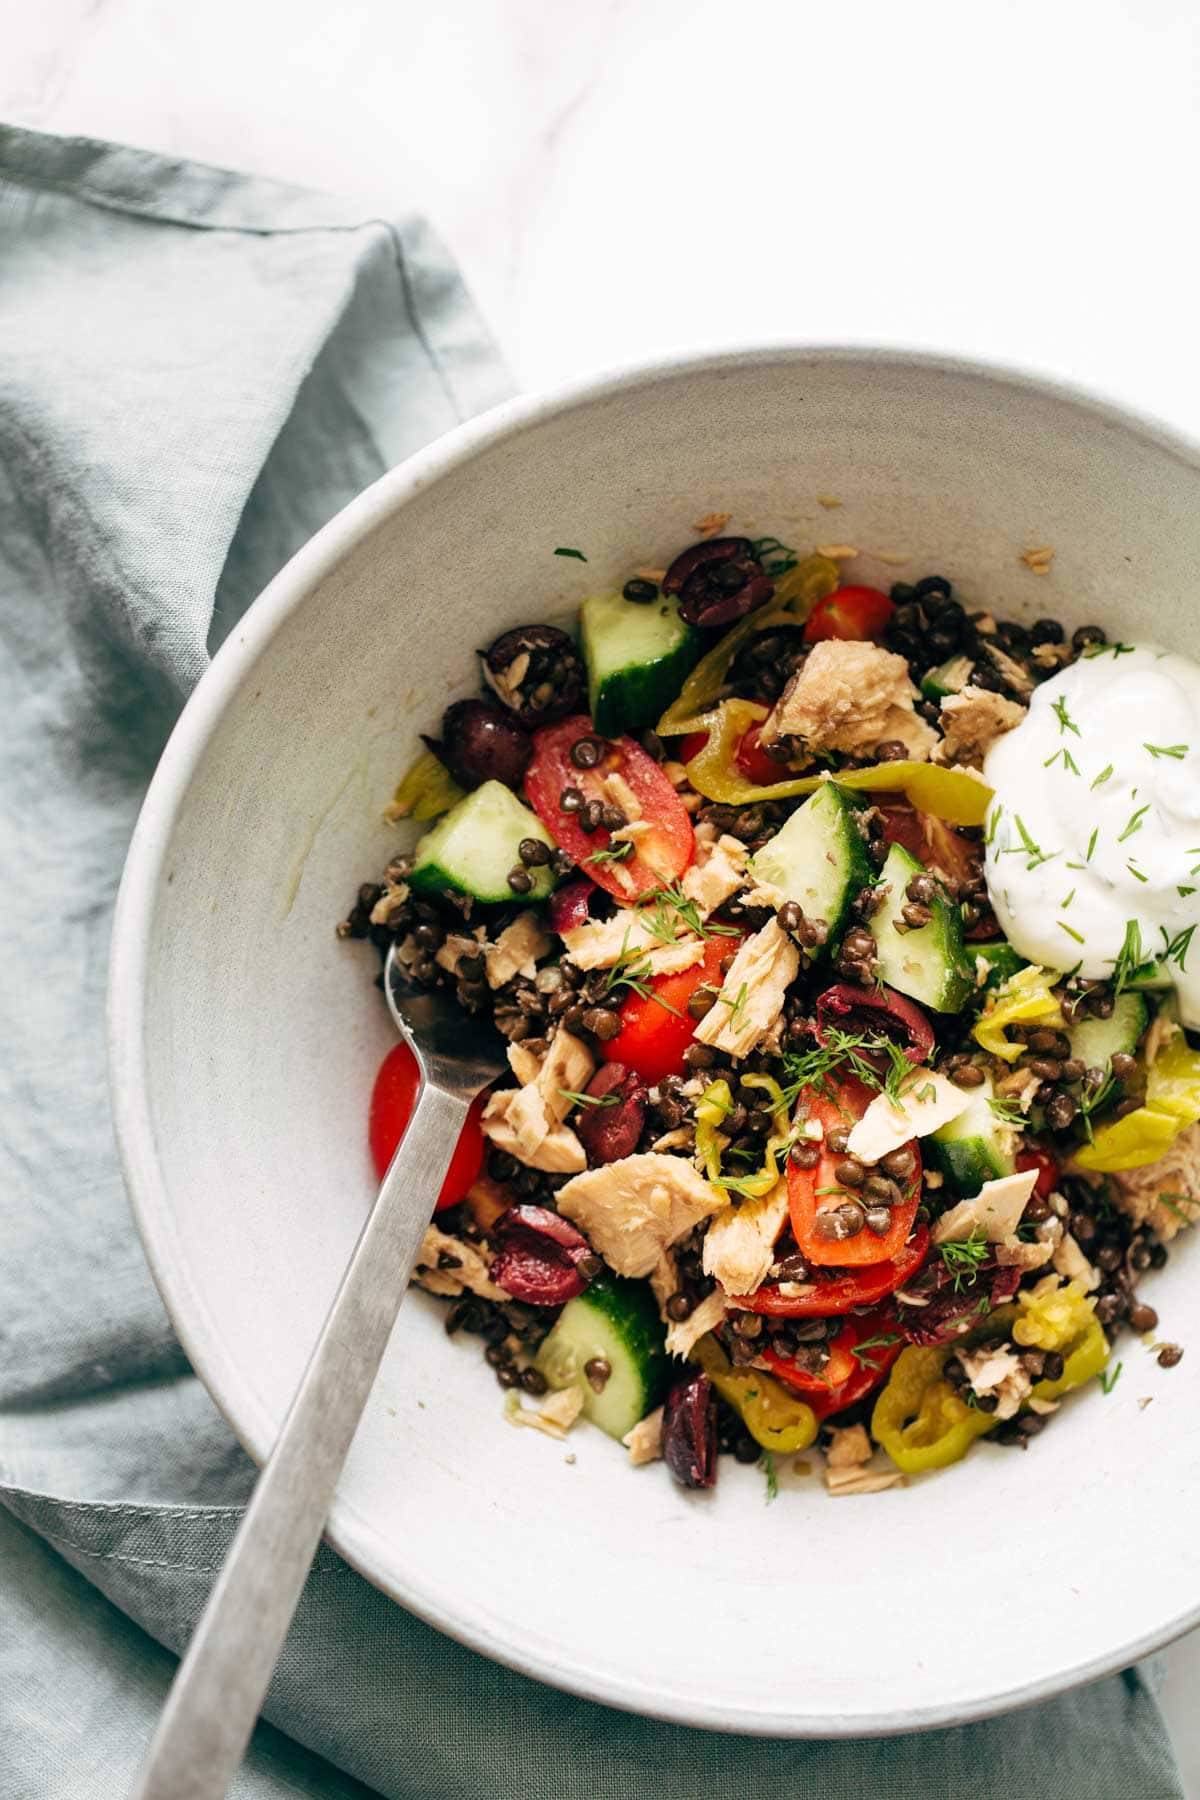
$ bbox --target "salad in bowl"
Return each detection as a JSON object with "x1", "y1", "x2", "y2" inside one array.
[{"x1": 339, "y1": 528, "x2": 1198, "y2": 1497}]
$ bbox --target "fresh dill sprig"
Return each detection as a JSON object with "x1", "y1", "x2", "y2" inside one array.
[
  {"x1": 939, "y1": 1233, "x2": 990, "y2": 1292},
  {"x1": 1052, "y1": 695, "x2": 1081, "y2": 737},
  {"x1": 1118, "y1": 804, "x2": 1150, "y2": 844},
  {"x1": 1159, "y1": 1191, "x2": 1200, "y2": 1223},
  {"x1": 587, "y1": 839, "x2": 634, "y2": 866},
  {"x1": 760, "y1": 1449, "x2": 779, "y2": 1503},
  {"x1": 1098, "y1": 1362, "x2": 1122, "y2": 1395},
  {"x1": 1145, "y1": 743, "x2": 1188, "y2": 760},
  {"x1": 557, "y1": 1088, "x2": 619, "y2": 1109},
  {"x1": 988, "y1": 1095, "x2": 1027, "y2": 1128},
  {"x1": 1110, "y1": 918, "x2": 1146, "y2": 996},
  {"x1": 850, "y1": 1331, "x2": 901, "y2": 1368},
  {"x1": 637, "y1": 881, "x2": 739, "y2": 946},
  {"x1": 1161, "y1": 923, "x2": 1197, "y2": 972}
]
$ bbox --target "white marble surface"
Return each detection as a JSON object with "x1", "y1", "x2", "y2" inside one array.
[{"x1": 5, "y1": 0, "x2": 1199, "y2": 1784}]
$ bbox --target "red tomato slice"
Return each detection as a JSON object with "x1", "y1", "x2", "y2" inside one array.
[
  {"x1": 760, "y1": 1309, "x2": 902, "y2": 1419},
  {"x1": 731, "y1": 1226, "x2": 930, "y2": 1316},
  {"x1": 788, "y1": 1074, "x2": 921, "y2": 1266},
  {"x1": 1017, "y1": 1145, "x2": 1058, "y2": 1202},
  {"x1": 601, "y1": 932, "x2": 741, "y2": 1086},
  {"x1": 803, "y1": 584, "x2": 894, "y2": 644},
  {"x1": 369, "y1": 1041, "x2": 486, "y2": 1210},
  {"x1": 679, "y1": 721, "x2": 781, "y2": 788},
  {"x1": 875, "y1": 798, "x2": 978, "y2": 889},
  {"x1": 525, "y1": 715, "x2": 694, "y2": 902}
]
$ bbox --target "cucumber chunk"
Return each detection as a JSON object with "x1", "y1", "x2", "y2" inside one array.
[
  {"x1": 535, "y1": 1274, "x2": 668, "y2": 1440},
  {"x1": 920, "y1": 653, "x2": 973, "y2": 702},
  {"x1": 746, "y1": 782, "x2": 872, "y2": 945},
  {"x1": 1067, "y1": 991, "x2": 1149, "y2": 1072},
  {"x1": 409, "y1": 780, "x2": 558, "y2": 904},
  {"x1": 582, "y1": 590, "x2": 703, "y2": 738},
  {"x1": 869, "y1": 842, "x2": 973, "y2": 1012},
  {"x1": 929, "y1": 1074, "x2": 1017, "y2": 1196}
]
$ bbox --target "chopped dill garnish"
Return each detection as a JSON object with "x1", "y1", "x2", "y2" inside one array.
[
  {"x1": 850, "y1": 1332, "x2": 901, "y2": 1368},
  {"x1": 1091, "y1": 764, "x2": 1113, "y2": 790},
  {"x1": 717, "y1": 982, "x2": 750, "y2": 1026},
  {"x1": 1118, "y1": 804, "x2": 1150, "y2": 844},
  {"x1": 1083, "y1": 641, "x2": 1135, "y2": 660},
  {"x1": 1086, "y1": 828, "x2": 1098, "y2": 862},
  {"x1": 1145, "y1": 743, "x2": 1187, "y2": 759},
  {"x1": 1161, "y1": 923, "x2": 1197, "y2": 972},
  {"x1": 1044, "y1": 747, "x2": 1081, "y2": 775},
  {"x1": 1060, "y1": 888, "x2": 1076, "y2": 909},
  {"x1": 750, "y1": 536, "x2": 799, "y2": 579},
  {"x1": 1110, "y1": 919, "x2": 1146, "y2": 996},
  {"x1": 1052, "y1": 695, "x2": 1081, "y2": 737},
  {"x1": 1058, "y1": 920, "x2": 1085, "y2": 944},
  {"x1": 1098, "y1": 1362, "x2": 1122, "y2": 1395},
  {"x1": 553, "y1": 546, "x2": 588, "y2": 561},
  {"x1": 761, "y1": 1449, "x2": 779, "y2": 1503},
  {"x1": 587, "y1": 839, "x2": 634, "y2": 866},
  {"x1": 637, "y1": 881, "x2": 739, "y2": 945},
  {"x1": 1178, "y1": 886, "x2": 1197, "y2": 899},
  {"x1": 1159, "y1": 1192, "x2": 1200, "y2": 1223},
  {"x1": 1127, "y1": 861, "x2": 1148, "y2": 883},
  {"x1": 939, "y1": 1233, "x2": 989, "y2": 1292},
  {"x1": 988, "y1": 1095, "x2": 1027, "y2": 1128},
  {"x1": 557, "y1": 1088, "x2": 619, "y2": 1108}
]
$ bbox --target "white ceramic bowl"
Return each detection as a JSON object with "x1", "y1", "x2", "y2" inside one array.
[{"x1": 110, "y1": 349, "x2": 1200, "y2": 1736}]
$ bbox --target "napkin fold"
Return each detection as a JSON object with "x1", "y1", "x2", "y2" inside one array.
[{"x1": 0, "y1": 121, "x2": 1184, "y2": 1799}]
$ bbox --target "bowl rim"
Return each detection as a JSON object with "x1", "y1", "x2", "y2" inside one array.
[{"x1": 108, "y1": 343, "x2": 1200, "y2": 1736}]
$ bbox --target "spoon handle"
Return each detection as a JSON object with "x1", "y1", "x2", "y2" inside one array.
[{"x1": 131, "y1": 1081, "x2": 470, "y2": 1800}]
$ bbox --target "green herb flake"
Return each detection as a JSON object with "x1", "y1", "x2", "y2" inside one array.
[
  {"x1": 557, "y1": 1088, "x2": 618, "y2": 1109},
  {"x1": 1161, "y1": 923, "x2": 1197, "y2": 972},
  {"x1": 939, "y1": 1232, "x2": 990, "y2": 1292},
  {"x1": 1118, "y1": 804, "x2": 1150, "y2": 844},
  {"x1": 1110, "y1": 919, "x2": 1145, "y2": 996},
  {"x1": 1091, "y1": 764, "x2": 1114, "y2": 790},
  {"x1": 1099, "y1": 1362, "x2": 1122, "y2": 1395},
  {"x1": 1060, "y1": 888, "x2": 1076, "y2": 909},
  {"x1": 1159, "y1": 1191, "x2": 1200, "y2": 1223},
  {"x1": 587, "y1": 839, "x2": 635, "y2": 866},
  {"x1": 1145, "y1": 743, "x2": 1187, "y2": 760},
  {"x1": 761, "y1": 1450, "x2": 779, "y2": 1504},
  {"x1": 850, "y1": 1332, "x2": 901, "y2": 1368},
  {"x1": 1179, "y1": 886, "x2": 1197, "y2": 899},
  {"x1": 1086, "y1": 828, "x2": 1099, "y2": 863},
  {"x1": 553, "y1": 546, "x2": 588, "y2": 561},
  {"x1": 1058, "y1": 920, "x2": 1085, "y2": 944},
  {"x1": 1127, "y1": 862, "x2": 1148, "y2": 883},
  {"x1": 1052, "y1": 695, "x2": 1081, "y2": 737},
  {"x1": 988, "y1": 1095, "x2": 1027, "y2": 1128}
]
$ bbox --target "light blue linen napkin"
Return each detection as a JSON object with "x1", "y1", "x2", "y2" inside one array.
[{"x1": 0, "y1": 122, "x2": 1185, "y2": 1799}]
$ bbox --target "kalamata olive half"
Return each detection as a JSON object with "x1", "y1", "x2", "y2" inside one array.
[
  {"x1": 548, "y1": 876, "x2": 596, "y2": 935},
  {"x1": 814, "y1": 982, "x2": 935, "y2": 1065},
  {"x1": 661, "y1": 1370, "x2": 718, "y2": 1489},
  {"x1": 490, "y1": 1203, "x2": 594, "y2": 1306},
  {"x1": 482, "y1": 624, "x2": 585, "y2": 725},
  {"x1": 575, "y1": 1062, "x2": 647, "y2": 1165},
  {"x1": 424, "y1": 699, "x2": 532, "y2": 791},
  {"x1": 662, "y1": 537, "x2": 775, "y2": 630}
]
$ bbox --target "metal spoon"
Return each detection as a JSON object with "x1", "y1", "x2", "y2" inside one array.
[{"x1": 132, "y1": 945, "x2": 505, "y2": 1800}]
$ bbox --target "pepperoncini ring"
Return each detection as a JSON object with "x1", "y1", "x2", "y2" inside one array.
[
  {"x1": 871, "y1": 1344, "x2": 998, "y2": 1472},
  {"x1": 695, "y1": 1079, "x2": 733, "y2": 1181},
  {"x1": 973, "y1": 965, "x2": 1065, "y2": 1062},
  {"x1": 691, "y1": 1333, "x2": 818, "y2": 1454}
]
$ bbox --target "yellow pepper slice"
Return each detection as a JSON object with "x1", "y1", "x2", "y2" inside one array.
[
  {"x1": 1031, "y1": 1320, "x2": 1110, "y2": 1400},
  {"x1": 390, "y1": 750, "x2": 465, "y2": 822},
  {"x1": 683, "y1": 709, "x2": 992, "y2": 825},
  {"x1": 1012, "y1": 1278, "x2": 1098, "y2": 1353},
  {"x1": 695, "y1": 1079, "x2": 733, "y2": 1181},
  {"x1": 871, "y1": 1345, "x2": 997, "y2": 1472},
  {"x1": 973, "y1": 965, "x2": 1065, "y2": 1062},
  {"x1": 1074, "y1": 1028, "x2": 1200, "y2": 1172},
  {"x1": 711, "y1": 1074, "x2": 794, "y2": 1198},
  {"x1": 691, "y1": 1334, "x2": 818, "y2": 1454},
  {"x1": 655, "y1": 554, "x2": 840, "y2": 736}
]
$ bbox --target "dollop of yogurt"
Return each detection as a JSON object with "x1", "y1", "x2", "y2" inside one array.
[{"x1": 983, "y1": 643, "x2": 1200, "y2": 1026}]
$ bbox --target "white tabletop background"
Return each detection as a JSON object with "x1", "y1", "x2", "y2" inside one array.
[{"x1": 6, "y1": 0, "x2": 1198, "y2": 1786}]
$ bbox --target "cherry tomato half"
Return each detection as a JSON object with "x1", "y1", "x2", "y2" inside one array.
[
  {"x1": 788, "y1": 1074, "x2": 921, "y2": 1266},
  {"x1": 601, "y1": 932, "x2": 741, "y2": 1087},
  {"x1": 1017, "y1": 1145, "x2": 1058, "y2": 1202},
  {"x1": 760, "y1": 1308, "x2": 902, "y2": 1419},
  {"x1": 732, "y1": 1226, "x2": 930, "y2": 1317},
  {"x1": 679, "y1": 719, "x2": 781, "y2": 788},
  {"x1": 803, "y1": 584, "x2": 894, "y2": 644},
  {"x1": 369, "y1": 1041, "x2": 487, "y2": 1210},
  {"x1": 525, "y1": 715, "x2": 694, "y2": 902}
]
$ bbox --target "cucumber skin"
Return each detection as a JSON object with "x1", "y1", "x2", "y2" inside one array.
[
  {"x1": 927, "y1": 1135, "x2": 1012, "y2": 1195},
  {"x1": 592, "y1": 633, "x2": 704, "y2": 737},
  {"x1": 535, "y1": 1274, "x2": 668, "y2": 1440},
  {"x1": 409, "y1": 780, "x2": 557, "y2": 904},
  {"x1": 972, "y1": 941, "x2": 1026, "y2": 991},
  {"x1": 582, "y1": 592, "x2": 704, "y2": 738},
  {"x1": 747, "y1": 783, "x2": 873, "y2": 946},
  {"x1": 1067, "y1": 991, "x2": 1149, "y2": 1070},
  {"x1": 920, "y1": 653, "x2": 973, "y2": 702},
  {"x1": 870, "y1": 842, "x2": 973, "y2": 1013}
]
